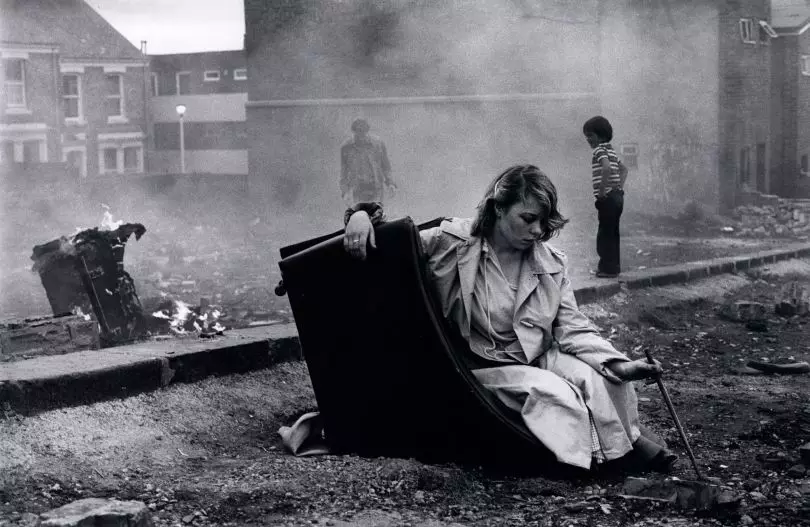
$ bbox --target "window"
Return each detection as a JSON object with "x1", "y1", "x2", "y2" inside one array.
[
  {"x1": 619, "y1": 143, "x2": 639, "y2": 169},
  {"x1": 203, "y1": 70, "x2": 220, "y2": 82},
  {"x1": 22, "y1": 140, "x2": 41, "y2": 164},
  {"x1": 233, "y1": 68, "x2": 247, "y2": 81},
  {"x1": 151, "y1": 73, "x2": 159, "y2": 96},
  {"x1": 3, "y1": 58, "x2": 26, "y2": 107},
  {"x1": 123, "y1": 146, "x2": 140, "y2": 172},
  {"x1": 739, "y1": 19, "x2": 755, "y2": 44},
  {"x1": 176, "y1": 71, "x2": 191, "y2": 94},
  {"x1": 802, "y1": 56, "x2": 810, "y2": 76},
  {"x1": 105, "y1": 74, "x2": 123, "y2": 117},
  {"x1": 1, "y1": 141, "x2": 15, "y2": 164},
  {"x1": 100, "y1": 145, "x2": 143, "y2": 174},
  {"x1": 103, "y1": 147, "x2": 118, "y2": 173},
  {"x1": 62, "y1": 74, "x2": 82, "y2": 120},
  {"x1": 801, "y1": 154, "x2": 809, "y2": 177}
]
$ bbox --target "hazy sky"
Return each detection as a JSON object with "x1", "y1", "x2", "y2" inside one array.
[{"x1": 86, "y1": 0, "x2": 244, "y2": 54}]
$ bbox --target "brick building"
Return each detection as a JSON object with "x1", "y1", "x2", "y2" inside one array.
[
  {"x1": 148, "y1": 50, "x2": 248, "y2": 175},
  {"x1": 770, "y1": 0, "x2": 810, "y2": 198},
  {"x1": 599, "y1": 0, "x2": 777, "y2": 212},
  {"x1": 0, "y1": 0, "x2": 148, "y2": 179}
]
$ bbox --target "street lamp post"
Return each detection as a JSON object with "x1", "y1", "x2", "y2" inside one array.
[{"x1": 175, "y1": 104, "x2": 186, "y2": 174}]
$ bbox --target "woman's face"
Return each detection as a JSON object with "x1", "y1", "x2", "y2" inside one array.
[{"x1": 494, "y1": 196, "x2": 546, "y2": 251}]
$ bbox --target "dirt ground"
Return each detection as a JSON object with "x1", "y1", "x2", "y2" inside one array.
[{"x1": 2, "y1": 259, "x2": 810, "y2": 526}]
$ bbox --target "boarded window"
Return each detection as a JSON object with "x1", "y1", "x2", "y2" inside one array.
[{"x1": 123, "y1": 146, "x2": 140, "y2": 171}]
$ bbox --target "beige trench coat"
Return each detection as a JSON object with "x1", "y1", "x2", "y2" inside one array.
[{"x1": 420, "y1": 218, "x2": 640, "y2": 468}]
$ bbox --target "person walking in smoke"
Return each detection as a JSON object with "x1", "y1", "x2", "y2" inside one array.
[
  {"x1": 583, "y1": 116, "x2": 628, "y2": 278},
  {"x1": 340, "y1": 118, "x2": 396, "y2": 205}
]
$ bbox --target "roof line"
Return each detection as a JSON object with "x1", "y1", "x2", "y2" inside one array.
[{"x1": 246, "y1": 92, "x2": 598, "y2": 108}]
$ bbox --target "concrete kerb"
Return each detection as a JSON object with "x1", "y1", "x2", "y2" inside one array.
[
  {"x1": 2, "y1": 241, "x2": 810, "y2": 415},
  {"x1": 574, "y1": 241, "x2": 810, "y2": 304},
  {"x1": 0, "y1": 325, "x2": 300, "y2": 415}
]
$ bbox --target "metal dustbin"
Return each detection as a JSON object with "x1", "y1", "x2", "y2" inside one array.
[{"x1": 31, "y1": 223, "x2": 148, "y2": 347}]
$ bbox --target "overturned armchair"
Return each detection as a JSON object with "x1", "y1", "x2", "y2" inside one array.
[{"x1": 275, "y1": 165, "x2": 677, "y2": 476}]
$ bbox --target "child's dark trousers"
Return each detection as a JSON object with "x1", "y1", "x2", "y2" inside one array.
[{"x1": 595, "y1": 189, "x2": 624, "y2": 275}]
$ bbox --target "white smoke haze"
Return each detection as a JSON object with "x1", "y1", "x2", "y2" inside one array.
[{"x1": 1, "y1": 0, "x2": 729, "y2": 319}]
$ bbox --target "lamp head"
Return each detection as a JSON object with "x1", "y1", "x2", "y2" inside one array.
[{"x1": 175, "y1": 104, "x2": 186, "y2": 117}]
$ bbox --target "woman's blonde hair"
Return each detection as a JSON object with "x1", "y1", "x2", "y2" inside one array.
[{"x1": 470, "y1": 164, "x2": 568, "y2": 241}]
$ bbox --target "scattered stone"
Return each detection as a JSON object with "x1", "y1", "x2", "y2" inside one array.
[
  {"x1": 39, "y1": 498, "x2": 151, "y2": 527},
  {"x1": 19, "y1": 513, "x2": 40, "y2": 527},
  {"x1": 564, "y1": 501, "x2": 591, "y2": 512},
  {"x1": 774, "y1": 282, "x2": 809, "y2": 317},
  {"x1": 749, "y1": 491, "x2": 767, "y2": 501},
  {"x1": 745, "y1": 320, "x2": 768, "y2": 332},
  {"x1": 740, "y1": 514, "x2": 754, "y2": 526},
  {"x1": 800, "y1": 442, "x2": 810, "y2": 464},
  {"x1": 787, "y1": 464, "x2": 807, "y2": 478},
  {"x1": 620, "y1": 476, "x2": 737, "y2": 510},
  {"x1": 720, "y1": 301, "x2": 767, "y2": 323}
]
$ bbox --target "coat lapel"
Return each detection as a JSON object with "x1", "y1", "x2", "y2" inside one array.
[{"x1": 455, "y1": 240, "x2": 482, "y2": 335}]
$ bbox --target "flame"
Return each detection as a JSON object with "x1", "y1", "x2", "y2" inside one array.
[
  {"x1": 152, "y1": 300, "x2": 225, "y2": 335},
  {"x1": 100, "y1": 204, "x2": 123, "y2": 231},
  {"x1": 72, "y1": 306, "x2": 91, "y2": 321}
]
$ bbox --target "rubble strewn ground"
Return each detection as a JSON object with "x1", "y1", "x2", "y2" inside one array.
[{"x1": 2, "y1": 260, "x2": 809, "y2": 526}]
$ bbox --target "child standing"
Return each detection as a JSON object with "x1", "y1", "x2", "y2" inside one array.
[{"x1": 583, "y1": 116, "x2": 628, "y2": 278}]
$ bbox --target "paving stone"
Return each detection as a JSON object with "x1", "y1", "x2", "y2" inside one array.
[{"x1": 40, "y1": 498, "x2": 151, "y2": 527}]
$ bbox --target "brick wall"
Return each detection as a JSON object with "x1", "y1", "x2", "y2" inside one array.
[
  {"x1": 150, "y1": 51, "x2": 247, "y2": 96},
  {"x1": 718, "y1": 0, "x2": 772, "y2": 209},
  {"x1": 0, "y1": 53, "x2": 61, "y2": 163},
  {"x1": 770, "y1": 33, "x2": 799, "y2": 196},
  {"x1": 798, "y1": 31, "x2": 810, "y2": 197}
]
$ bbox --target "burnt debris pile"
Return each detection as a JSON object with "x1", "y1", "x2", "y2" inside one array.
[{"x1": 31, "y1": 223, "x2": 148, "y2": 348}]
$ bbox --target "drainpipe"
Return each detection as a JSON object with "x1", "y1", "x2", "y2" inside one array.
[
  {"x1": 141, "y1": 40, "x2": 150, "y2": 174},
  {"x1": 52, "y1": 46, "x2": 60, "y2": 165}
]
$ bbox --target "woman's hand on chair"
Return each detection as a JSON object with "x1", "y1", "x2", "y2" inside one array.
[
  {"x1": 344, "y1": 211, "x2": 376, "y2": 260},
  {"x1": 609, "y1": 358, "x2": 663, "y2": 381}
]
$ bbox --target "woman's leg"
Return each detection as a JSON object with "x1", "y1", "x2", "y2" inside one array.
[
  {"x1": 472, "y1": 365, "x2": 595, "y2": 469},
  {"x1": 543, "y1": 349, "x2": 677, "y2": 471},
  {"x1": 542, "y1": 348, "x2": 639, "y2": 460}
]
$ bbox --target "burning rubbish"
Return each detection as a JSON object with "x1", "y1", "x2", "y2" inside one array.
[
  {"x1": 150, "y1": 297, "x2": 226, "y2": 337},
  {"x1": 30, "y1": 209, "x2": 147, "y2": 348}
]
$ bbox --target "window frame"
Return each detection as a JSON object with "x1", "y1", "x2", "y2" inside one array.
[
  {"x1": 233, "y1": 68, "x2": 247, "y2": 81},
  {"x1": 619, "y1": 143, "x2": 639, "y2": 169},
  {"x1": 3, "y1": 58, "x2": 27, "y2": 108},
  {"x1": 203, "y1": 70, "x2": 221, "y2": 82},
  {"x1": 99, "y1": 144, "x2": 144, "y2": 175},
  {"x1": 151, "y1": 72, "x2": 159, "y2": 96},
  {"x1": 802, "y1": 55, "x2": 810, "y2": 77},
  {"x1": 739, "y1": 18, "x2": 756, "y2": 44},
  {"x1": 105, "y1": 73, "x2": 125, "y2": 121},
  {"x1": 62, "y1": 73, "x2": 84, "y2": 122}
]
